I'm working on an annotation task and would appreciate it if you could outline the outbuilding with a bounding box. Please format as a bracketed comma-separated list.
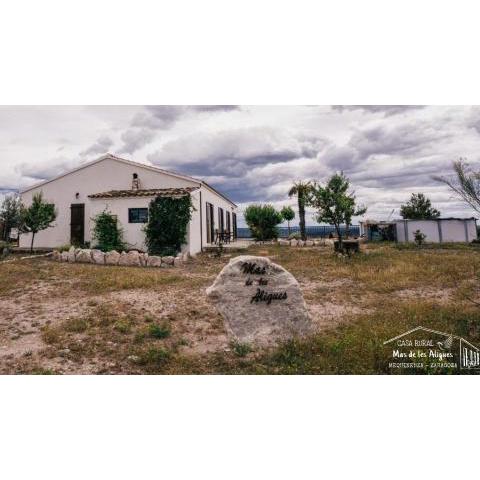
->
[19, 154, 238, 254]
[359, 218, 478, 243]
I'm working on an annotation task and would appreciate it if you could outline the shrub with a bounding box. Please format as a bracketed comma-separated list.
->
[149, 322, 171, 339]
[138, 347, 171, 366]
[92, 210, 125, 252]
[288, 232, 302, 240]
[144, 195, 194, 256]
[244, 204, 283, 241]
[231, 341, 253, 357]
[413, 229, 426, 246]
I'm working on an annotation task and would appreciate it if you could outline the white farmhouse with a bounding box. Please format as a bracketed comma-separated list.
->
[19, 154, 238, 255]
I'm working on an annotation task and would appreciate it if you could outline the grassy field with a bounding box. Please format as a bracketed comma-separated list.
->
[1, 243, 480, 374]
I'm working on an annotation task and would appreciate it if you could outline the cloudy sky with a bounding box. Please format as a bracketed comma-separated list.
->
[1, 105, 479, 226]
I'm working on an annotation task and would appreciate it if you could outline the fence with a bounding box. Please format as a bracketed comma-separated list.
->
[237, 225, 360, 239]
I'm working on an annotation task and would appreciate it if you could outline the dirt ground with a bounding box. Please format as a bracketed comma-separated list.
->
[1, 243, 479, 374]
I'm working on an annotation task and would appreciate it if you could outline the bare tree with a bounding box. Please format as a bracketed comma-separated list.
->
[433, 159, 480, 214]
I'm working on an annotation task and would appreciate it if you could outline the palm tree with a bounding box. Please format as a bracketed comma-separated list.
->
[288, 181, 314, 241]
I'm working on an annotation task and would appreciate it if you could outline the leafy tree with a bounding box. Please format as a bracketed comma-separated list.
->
[310, 172, 367, 250]
[92, 210, 125, 252]
[413, 229, 426, 246]
[244, 204, 283, 241]
[400, 193, 440, 219]
[288, 181, 314, 240]
[280, 205, 295, 236]
[144, 195, 194, 256]
[19, 192, 57, 252]
[0, 194, 22, 241]
[434, 159, 480, 214]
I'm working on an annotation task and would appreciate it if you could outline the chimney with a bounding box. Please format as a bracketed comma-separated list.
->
[132, 173, 140, 190]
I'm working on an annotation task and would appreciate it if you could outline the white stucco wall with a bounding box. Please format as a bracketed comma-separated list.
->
[19, 155, 237, 255]
[395, 219, 477, 243]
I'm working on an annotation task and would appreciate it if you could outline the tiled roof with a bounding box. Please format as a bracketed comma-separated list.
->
[88, 187, 199, 199]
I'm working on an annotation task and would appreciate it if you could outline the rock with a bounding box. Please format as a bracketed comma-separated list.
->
[313, 239, 323, 246]
[139, 253, 147, 267]
[325, 239, 335, 246]
[127, 355, 140, 363]
[117, 252, 129, 266]
[297, 240, 305, 247]
[206, 255, 311, 345]
[52, 250, 61, 262]
[61, 251, 69, 262]
[58, 348, 71, 357]
[278, 239, 290, 246]
[182, 252, 190, 262]
[126, 250, 142, 267]
[174, 256, 183, 267]
[67, 246, 76, 262]
[105, 250, 120, 265]
[290, 240, 298, 247]
[161, 256, 175, 266]
[305, 240, 314, 247]
[146, 255, 162, 267]
[76, 249, 92, 263]
[91, 249, 105, 265]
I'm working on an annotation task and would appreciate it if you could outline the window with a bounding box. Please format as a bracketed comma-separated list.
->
[232, 212, 237, 239]
[129, 208, 148, 223]
[206, 202, 215, 243]
[218, 207, 224, 233]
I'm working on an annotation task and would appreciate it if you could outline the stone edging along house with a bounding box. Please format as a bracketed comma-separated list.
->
[19, 154, 238, 255]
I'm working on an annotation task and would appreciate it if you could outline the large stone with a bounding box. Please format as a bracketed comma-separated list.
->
[126, 250, 142, 267]
[174, 256, 183, 267]
[278, 239, 290, 246]
[305, 240, 314, 247]
[161, 256, 175, 266]
[117, 251, 129, 266]
[67, 246, 76, 262]
[61, 251, 69, 262]
[76, 249, 92, 263]
[206, 255, 311, 345]
[105, 250, 120, 265]
[91, 249, 105, 265]
[297, 240, 305, 247]
[290, 240, 298, 247]
[139, 253, 147, 267]
[146, 255, 162, 267]
[52, 250, 61, 262]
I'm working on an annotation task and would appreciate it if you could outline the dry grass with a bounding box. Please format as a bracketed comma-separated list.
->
[1, 243, 480, 374]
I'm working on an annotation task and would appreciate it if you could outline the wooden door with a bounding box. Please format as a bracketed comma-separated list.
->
[70, 203, 85, 246]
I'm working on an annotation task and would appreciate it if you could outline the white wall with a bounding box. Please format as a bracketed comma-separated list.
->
[395, 219, 477, 243]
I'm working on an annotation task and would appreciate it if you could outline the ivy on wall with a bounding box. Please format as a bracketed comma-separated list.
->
[144, 195, 194, 256]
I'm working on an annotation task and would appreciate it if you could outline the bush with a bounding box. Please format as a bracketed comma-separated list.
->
[413, 229, 426, 246]
[92, 210, 125, 252]
[288, 232, 301, 240]
[244, 204, 283, 241]
[149, 322, 171, 339]
[144, 195, 194, 256]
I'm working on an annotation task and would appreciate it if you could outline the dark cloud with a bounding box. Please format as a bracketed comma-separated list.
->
[118, 128, 155, 155]
[18, 156, 81, 181]
[191, 105, 240, 113]
[332, 105, 426, 117]
[131, 105, 240, 130]
[80, 135, 113, 157]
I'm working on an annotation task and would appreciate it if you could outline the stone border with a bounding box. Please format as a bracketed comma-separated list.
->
[51, 246, 189, 268]
[276, 239, 331, 247]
